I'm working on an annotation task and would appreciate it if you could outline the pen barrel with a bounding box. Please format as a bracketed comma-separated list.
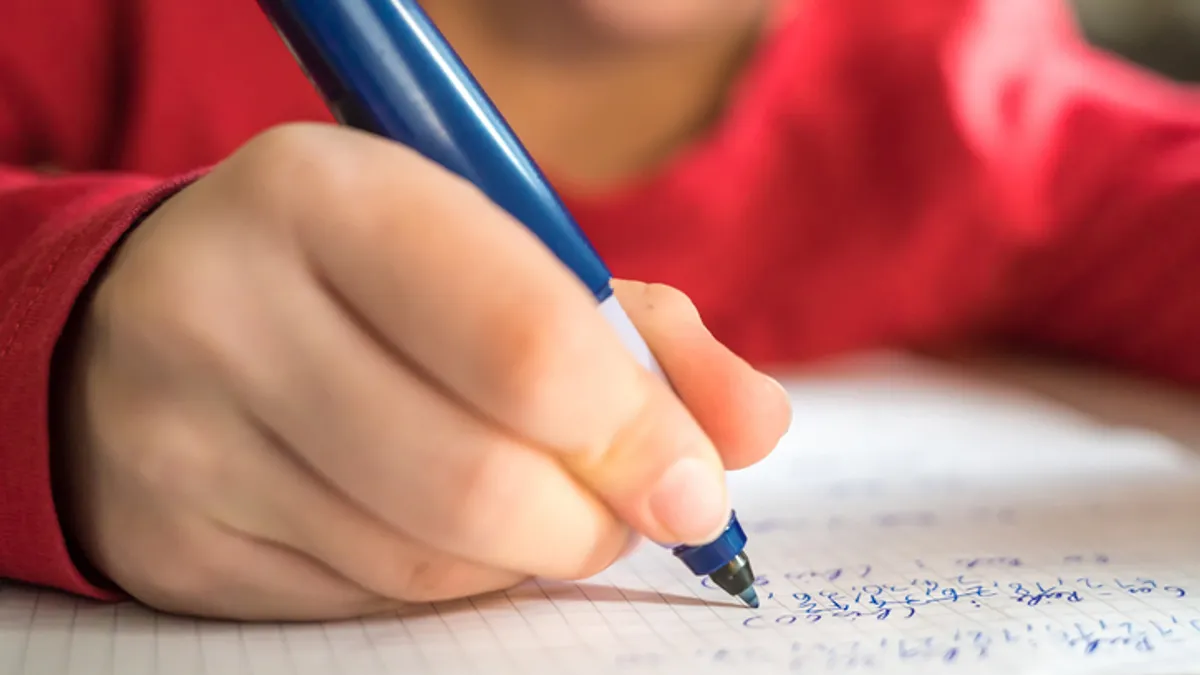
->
[258, 0, 748, 572]
[256, 0, 614, 300]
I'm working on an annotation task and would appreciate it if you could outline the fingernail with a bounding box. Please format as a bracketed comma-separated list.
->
[648, 457, 730, 545]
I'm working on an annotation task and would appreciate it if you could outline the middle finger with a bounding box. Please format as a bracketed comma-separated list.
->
[228, 268, 630, 580]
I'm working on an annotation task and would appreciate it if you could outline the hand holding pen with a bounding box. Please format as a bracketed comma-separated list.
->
[257, 0, 783, 606]
[58, 119, 789, 618]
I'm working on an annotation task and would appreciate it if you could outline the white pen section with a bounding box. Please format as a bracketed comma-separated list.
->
[599, 293, 680, 554]
[598, 294, 666, 380]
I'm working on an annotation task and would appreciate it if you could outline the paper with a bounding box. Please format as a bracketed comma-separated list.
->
[7, 353, 1200, 674]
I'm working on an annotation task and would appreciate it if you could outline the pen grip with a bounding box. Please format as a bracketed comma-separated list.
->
[598, 296, 667, 382]
[256, 0, 616, 301]
[255, 0, 746, 563]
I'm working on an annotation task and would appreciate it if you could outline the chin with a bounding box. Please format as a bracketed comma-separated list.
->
[572, 0, 766, 40]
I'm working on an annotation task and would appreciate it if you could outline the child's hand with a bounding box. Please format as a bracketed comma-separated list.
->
[58, 123, 791, 621]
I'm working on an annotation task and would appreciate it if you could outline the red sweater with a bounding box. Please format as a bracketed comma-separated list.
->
[4, 0, 1200, 599]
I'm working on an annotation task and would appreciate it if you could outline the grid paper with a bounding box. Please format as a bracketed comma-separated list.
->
[7, 357, 1200, 674]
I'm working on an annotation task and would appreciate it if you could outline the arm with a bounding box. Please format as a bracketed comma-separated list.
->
[944, 0, 1200, 386]
[0, 1, 195, 597]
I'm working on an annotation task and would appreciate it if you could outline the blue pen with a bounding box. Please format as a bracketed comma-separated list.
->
[256, 0, 758, 608]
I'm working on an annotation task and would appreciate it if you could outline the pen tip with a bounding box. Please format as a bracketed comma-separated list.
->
[738, 587, 760, 609]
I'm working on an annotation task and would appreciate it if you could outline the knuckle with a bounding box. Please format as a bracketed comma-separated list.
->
[225, 123, 352, 224]
[230, 124, 440, 249]
[348, 534, 506, 604]
[245, 128, 324, 204]
[391, 556, 462, 603]
[239, 122, 331, 174]
[441, 447, 526, 548]
[391, 554, 523, 605]
[483, 301, 592, 429]
[567, 545, 623, 581]
[553, 522, 632, 582]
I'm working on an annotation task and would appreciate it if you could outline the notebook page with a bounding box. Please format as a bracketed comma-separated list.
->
[6, 353, 1200, 675]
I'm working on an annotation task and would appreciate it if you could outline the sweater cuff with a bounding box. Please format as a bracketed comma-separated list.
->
[0, 171, 205, 599]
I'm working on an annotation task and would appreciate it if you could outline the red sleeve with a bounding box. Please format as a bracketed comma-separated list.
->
[946, 0, 1200, 384]
[0, 172, 196, 598]
[0, 1, 195, 597]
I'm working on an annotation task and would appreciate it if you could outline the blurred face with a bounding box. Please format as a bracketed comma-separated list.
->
[418, 0, 775, 185]
[423, 0, 772, 50]
[569, 0, 770, 41]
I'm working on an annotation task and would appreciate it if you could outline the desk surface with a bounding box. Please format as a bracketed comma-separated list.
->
[6, 351, 1200, 675]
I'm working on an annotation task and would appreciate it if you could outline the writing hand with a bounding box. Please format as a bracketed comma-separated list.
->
[58, 123, 791, 620]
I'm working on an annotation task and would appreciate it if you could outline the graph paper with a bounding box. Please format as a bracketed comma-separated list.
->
[6, 354, 1200, 674]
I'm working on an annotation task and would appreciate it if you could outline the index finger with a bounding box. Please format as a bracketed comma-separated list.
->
[279, 124, 732, 546]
